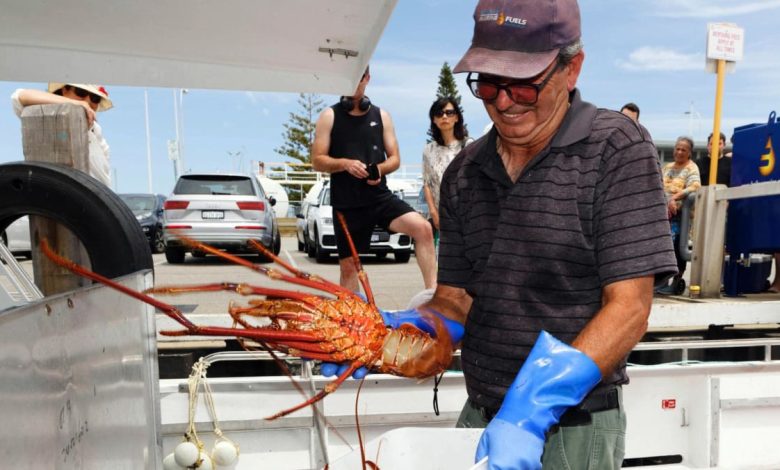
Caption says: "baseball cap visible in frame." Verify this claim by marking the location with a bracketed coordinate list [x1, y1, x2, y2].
[453, 0, 581, 79]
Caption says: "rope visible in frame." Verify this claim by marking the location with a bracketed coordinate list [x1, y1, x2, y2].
[186, 358, 239, 451]
[432, 372, 444, 416]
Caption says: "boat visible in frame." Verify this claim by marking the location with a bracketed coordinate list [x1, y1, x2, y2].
[1, 1, 780, 468]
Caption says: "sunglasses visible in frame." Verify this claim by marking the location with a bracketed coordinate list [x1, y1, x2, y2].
[466, 61, 562, 105]
[68, 86, 103, 105]
[434, 109, 457, 118]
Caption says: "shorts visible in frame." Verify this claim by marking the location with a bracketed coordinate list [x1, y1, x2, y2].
[333, 195, 414, 259]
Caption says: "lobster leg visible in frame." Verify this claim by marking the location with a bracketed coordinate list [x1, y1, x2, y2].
[170, 231, 360, 300]
[265, 362, 363, 420]
[334, 212, 376, 307]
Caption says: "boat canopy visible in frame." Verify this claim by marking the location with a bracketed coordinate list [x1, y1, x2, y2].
[0, 0, 397, 94]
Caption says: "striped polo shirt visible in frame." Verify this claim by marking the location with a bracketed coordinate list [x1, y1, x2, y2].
[438, 90, 677, 411]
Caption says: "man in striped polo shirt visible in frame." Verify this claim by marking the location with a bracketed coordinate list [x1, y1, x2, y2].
[416, 0, 677, 468]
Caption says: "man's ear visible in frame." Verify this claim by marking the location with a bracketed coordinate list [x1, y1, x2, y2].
[565, 51, 585, 92]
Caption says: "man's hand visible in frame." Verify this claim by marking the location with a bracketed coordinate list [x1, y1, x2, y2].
[342, 159, 369, 179]
[475, 331, 602, 470]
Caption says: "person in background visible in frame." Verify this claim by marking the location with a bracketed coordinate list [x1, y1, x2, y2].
[422, 97, 472, 251]
[696, 131, 731, 187]
[311, 67, 437, 291]
[11, 83, 113, 186]
[620, 102, 640, 122]
[657, 137, 701, 295]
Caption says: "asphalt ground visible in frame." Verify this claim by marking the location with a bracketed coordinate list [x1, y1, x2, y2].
[150, 235, 429, 314]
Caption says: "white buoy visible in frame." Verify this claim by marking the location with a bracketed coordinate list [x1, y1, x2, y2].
[196, 452, 214, 470]
[163, 452, 185, 470]
[212, 440, 239, 466]
[174, 441, 200, 467]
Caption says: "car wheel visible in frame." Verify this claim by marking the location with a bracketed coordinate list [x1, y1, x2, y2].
[394, 251, 411, 263]
[297, 238, 304, 251]
[273, 228, 281, 255]
[165, 246, 186, 264]
[0, 161, 152, 278]
[152, 229, 165, 254]
[314, 229, 329, 263]
[306, 232, 316, 258]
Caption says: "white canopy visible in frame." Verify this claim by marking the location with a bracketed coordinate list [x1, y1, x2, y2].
[0, 0, 397, 95]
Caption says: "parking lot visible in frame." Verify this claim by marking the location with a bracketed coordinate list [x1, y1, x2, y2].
[150, 235, 428, 313]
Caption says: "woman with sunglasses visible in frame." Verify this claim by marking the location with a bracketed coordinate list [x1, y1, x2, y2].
[11, 83, 114, 185]
[422, 96, 471, 247]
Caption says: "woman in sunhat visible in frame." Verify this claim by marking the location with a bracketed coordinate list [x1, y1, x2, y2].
[11, 83, 114, 186]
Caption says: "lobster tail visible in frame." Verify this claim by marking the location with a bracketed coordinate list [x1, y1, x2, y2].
[376, 312, 453, 378]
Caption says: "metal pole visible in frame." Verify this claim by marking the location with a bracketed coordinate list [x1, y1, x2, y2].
[179, 89, 188, 173]
[709, 59, 726, 185]
[144, 89, 153, 193]
[172, 89, 182, 177]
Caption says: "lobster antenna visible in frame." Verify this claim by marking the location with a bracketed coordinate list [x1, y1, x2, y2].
[335, 211, 376, 306]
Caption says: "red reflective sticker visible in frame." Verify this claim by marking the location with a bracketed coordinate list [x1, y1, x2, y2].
[662, 399, 676, 410]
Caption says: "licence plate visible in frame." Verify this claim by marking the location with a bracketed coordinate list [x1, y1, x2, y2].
[201, 210, 224, 219]
[371, 234, 379, 242]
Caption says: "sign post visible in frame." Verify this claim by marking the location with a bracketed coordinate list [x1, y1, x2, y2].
[705, 23, 744, 185]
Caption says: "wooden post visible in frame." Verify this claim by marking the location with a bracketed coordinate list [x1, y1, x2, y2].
[21, 104, 92, 295]
[689, 185, 727, 298]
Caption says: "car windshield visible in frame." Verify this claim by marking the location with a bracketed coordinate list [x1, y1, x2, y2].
[119, 195, 157, 215]
[174, 175, 255, 196]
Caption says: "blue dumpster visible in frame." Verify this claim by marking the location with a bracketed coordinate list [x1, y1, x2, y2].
[724, 111, 780, 296]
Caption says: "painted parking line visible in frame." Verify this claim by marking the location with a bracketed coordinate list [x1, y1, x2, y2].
[283, 249, 299, 270]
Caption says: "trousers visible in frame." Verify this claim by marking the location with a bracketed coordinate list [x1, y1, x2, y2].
[456, 386, 626, 469]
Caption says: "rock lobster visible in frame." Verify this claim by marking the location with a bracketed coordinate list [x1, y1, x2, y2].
[40, 213, 453, 419]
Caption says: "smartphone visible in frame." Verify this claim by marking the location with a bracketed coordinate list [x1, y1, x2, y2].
[367, 163, 380, 180]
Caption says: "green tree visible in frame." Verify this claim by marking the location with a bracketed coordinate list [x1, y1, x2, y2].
[274, 93, 324, 204]
[274, 93, 325, 167]
[435, 62, 462, 107]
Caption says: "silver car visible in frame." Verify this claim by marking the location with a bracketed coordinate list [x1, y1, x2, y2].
[162, 173, 280, 264]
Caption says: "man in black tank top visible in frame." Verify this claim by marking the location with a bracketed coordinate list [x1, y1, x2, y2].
[312, 67, 436, 292]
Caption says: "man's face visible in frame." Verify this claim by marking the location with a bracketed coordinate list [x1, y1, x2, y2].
[482, 51, 584, 147]
[621, 108, 639, 122]
[707, 136, 726, 157]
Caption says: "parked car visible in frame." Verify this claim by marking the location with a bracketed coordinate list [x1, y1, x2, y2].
[162, 173, 280, 264]
[0, 216, 31, 259]
[296, 181, 327, 253]
[118, 193, 167, 253]
[305, 181, 412, 263]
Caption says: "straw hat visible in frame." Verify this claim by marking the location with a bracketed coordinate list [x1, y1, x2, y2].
[47, 83, 114, 112]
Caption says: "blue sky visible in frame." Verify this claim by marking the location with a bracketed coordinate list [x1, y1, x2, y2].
[2, 0, 780, 195]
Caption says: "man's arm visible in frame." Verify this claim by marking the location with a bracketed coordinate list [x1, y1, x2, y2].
[311, 108, 368, 178]
[424, 284, 472, 327]
[377, 109, 401, 177]
[572, 275, 653, 377]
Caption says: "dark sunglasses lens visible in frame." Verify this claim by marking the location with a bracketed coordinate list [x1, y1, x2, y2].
[474, 81, 499, 100]
[507, 85, 537, 104]
[89, 94, 102, 105]
[435, 109, 456, 118]
[73, 87, 88, 98]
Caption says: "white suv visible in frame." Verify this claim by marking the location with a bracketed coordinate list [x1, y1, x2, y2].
[162, 173, 280, 263]
[304, 181, 412, 263]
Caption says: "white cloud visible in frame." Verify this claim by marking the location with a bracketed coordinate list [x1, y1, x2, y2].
[648, 0, 780, 18]
[245, 91, 259, 105]
[616, 47, 703, 71]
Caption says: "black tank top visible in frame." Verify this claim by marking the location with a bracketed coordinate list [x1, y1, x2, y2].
[328, 104, 391, 209]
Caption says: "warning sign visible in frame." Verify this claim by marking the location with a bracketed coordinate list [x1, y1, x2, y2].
[707, 23, 744, 62]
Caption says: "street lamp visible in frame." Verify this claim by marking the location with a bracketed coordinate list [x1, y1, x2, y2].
[684, 101, 702, 140]
[172, 88, 189, 176]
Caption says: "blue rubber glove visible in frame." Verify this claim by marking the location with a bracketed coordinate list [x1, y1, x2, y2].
[320, 306, 464, 379]
[475, 331, 602, 470]
[381, 307, 465, 344]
